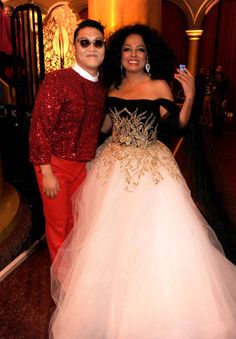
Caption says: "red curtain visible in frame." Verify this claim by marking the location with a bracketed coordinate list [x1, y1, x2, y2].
[216, 0, 236, 112]
[199, 5, 219, 71]
[79, 8, 88, 20]
[162, 1, 188, 65]
[162, 0, 236, 113]
[199, 0, 236, 112]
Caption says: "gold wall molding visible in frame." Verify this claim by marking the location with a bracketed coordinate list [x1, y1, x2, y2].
[43, 2, 80, 72]
[165, 0, 220, 28]
[4, 0, 221, 30]
[186, 29, 203, 40]
[185, 29, 203, 76]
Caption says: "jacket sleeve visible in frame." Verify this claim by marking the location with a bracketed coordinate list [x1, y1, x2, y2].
[29, 72, 62, 165]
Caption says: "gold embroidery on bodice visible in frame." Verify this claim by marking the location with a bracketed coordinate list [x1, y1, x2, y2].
[110, 107, 158, 147]
[92, 105, 181, 191]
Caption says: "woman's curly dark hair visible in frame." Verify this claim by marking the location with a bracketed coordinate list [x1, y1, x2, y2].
[101, 24, 177, 89]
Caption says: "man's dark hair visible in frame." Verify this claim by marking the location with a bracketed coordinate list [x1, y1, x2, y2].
[73, 19, 105, 43]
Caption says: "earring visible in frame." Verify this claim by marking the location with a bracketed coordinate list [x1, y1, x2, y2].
[145, 61, 151, 76]
[121, 64, 124, 78]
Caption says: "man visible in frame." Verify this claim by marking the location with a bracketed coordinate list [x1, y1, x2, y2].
[211, 64, 229, 134]
[3, 5, 14, 17]
[29, 19, 106, 261]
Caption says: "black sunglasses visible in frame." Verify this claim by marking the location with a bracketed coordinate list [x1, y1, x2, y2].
[75, 38, 105, 49]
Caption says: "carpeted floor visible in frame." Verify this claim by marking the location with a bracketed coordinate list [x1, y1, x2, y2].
[0, 241, 54, 339]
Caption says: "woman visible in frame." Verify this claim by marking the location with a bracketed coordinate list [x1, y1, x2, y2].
[50, 24, 236, 338]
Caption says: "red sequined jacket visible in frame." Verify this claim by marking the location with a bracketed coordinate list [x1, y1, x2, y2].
[29, 68, 105, 165]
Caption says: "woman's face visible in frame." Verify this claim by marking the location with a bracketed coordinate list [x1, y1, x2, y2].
[121, 34, 148, 74]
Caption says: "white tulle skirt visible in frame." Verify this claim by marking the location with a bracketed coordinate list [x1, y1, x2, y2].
[49, 139, 236, 339]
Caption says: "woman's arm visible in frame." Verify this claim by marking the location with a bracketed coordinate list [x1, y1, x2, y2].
[157, 68, 195, 127]
[101, 114, 113, 133]
[174, 68, 195, 127]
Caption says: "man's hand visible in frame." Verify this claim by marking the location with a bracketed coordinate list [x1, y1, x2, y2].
[42, 173, 60, 199]
[40, 164, 60, 199]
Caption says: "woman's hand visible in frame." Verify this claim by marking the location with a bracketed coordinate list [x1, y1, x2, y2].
[174, 67, 195, 101]
[174, 68, 195, 126]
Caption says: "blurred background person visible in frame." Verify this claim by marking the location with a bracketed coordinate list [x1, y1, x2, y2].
[210, 64, 229, 134]
[202, 68, 213, 127]
[3, 5, 14, 17]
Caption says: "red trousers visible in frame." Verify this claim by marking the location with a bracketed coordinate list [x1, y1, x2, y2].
[34, 156, 86, 261]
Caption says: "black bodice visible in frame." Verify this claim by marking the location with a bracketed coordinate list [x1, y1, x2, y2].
[106, 97, 183, 147]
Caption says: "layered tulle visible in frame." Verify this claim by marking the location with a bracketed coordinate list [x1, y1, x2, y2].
[50, 140, 236, 339]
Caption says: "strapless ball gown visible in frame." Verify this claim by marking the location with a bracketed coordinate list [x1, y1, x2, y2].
[49, 98, 236, 338]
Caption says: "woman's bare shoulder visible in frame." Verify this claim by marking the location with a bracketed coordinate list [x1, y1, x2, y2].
[151, 79, 170, 89]
[151, 79, 174, 100]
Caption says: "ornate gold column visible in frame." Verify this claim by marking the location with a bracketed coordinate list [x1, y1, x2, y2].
[185, 30, 203, 77]
[88, 0, 162, 33]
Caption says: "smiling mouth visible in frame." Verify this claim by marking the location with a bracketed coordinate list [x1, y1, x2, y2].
[128, 60, 139, 64]
[86, 54, 98, 57]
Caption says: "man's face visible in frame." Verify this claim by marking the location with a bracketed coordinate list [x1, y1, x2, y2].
[216, 65, 223, 74]
[73, 27, 105, 76]
[3, 6, 13, 17]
